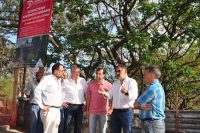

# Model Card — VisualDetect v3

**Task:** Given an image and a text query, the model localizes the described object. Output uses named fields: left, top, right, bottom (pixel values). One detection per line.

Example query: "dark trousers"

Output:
left=64, top=104, right=84, bottom=133
left=111, top=109, right=134, bottom=133
left=59, top=107, right=65, bottom=133
left=29, top=104, right=43, bottom=133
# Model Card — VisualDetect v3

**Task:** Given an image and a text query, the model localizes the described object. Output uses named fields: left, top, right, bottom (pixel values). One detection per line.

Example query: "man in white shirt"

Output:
left=34, top=63, right=64, bottom=133
left=99, top=64, right=138, bottom=133
left=62, top=65, right=87, bottom=133
left=25, top=69, right=44, bottom=133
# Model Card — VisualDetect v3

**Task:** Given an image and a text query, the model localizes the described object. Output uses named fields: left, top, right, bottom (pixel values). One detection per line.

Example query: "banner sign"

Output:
left=18, top=0, right=53, bottom=38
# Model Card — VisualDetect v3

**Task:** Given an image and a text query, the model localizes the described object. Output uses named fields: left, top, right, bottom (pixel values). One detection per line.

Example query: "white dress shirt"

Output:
left=25, top=80, right=39, bottom=104
left=34, top=75, right=62, bottom=109
left=107, top=76, right=138, bottom=109
left=62, top=77, right=87, bottom=104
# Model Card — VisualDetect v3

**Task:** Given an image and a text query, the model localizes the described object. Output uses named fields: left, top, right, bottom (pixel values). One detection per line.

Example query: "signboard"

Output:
left=15, top=0, right=53, bottom=65
left=18, top=0, right=53, bottom=38
left=15, top=35, right=48, bottom=65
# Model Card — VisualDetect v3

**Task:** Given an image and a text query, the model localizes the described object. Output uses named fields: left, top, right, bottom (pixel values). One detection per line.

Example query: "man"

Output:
left=59, top=71, right=68, bottom=133
left=134, top=65, right=165, bottom=133
left=25, top=70, right=44, bottom=133
left=86, top=68, right=112, bottom=133
left=62, top=65, right=87, bottom=133
left=34, top=63, right=64, bottom=133
left=98, top=64, right=138, bottom=133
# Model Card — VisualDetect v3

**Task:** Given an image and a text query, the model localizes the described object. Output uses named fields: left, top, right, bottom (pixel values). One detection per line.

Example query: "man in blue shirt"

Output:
left=134, top=65, right=165, bottom=133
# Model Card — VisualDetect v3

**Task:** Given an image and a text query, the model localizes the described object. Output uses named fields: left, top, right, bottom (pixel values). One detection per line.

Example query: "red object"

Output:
left=18, top=0, right=53, bottom=38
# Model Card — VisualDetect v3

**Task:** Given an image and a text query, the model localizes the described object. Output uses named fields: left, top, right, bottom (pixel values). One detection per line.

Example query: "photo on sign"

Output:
left=15, top=34, right=48, bottom=66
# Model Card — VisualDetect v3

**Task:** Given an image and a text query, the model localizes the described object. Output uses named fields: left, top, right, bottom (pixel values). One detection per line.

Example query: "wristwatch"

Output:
left=125, top=92, right=129, bottom=96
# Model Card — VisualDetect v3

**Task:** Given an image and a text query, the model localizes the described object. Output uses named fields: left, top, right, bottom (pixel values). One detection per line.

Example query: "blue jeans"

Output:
left=59, top=107, right=65, bottom=133
left=141, top=120, right=165, bottom=133
left=89, top=114, right=107, bottom=133
left=111, top=109, right=134, bottom=133
left=29, top=104, right=43, bottom=133
left=64, top=104, right=84, bottom=133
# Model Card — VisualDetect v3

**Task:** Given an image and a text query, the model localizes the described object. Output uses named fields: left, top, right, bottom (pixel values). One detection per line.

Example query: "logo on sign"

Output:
left=27, top=0, right=34, bottom=9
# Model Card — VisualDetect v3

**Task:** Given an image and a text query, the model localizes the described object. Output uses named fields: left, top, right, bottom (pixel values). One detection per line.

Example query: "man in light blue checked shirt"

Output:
left=134, top=65, right=165, bottom=133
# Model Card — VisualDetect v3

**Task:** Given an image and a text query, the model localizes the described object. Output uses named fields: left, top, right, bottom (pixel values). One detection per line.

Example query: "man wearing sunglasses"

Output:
left=98, top=64, right=138, bottom=133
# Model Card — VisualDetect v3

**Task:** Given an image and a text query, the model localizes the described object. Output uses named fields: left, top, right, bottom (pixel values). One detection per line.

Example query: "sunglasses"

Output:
left=115, top=70, right=121, bottom=73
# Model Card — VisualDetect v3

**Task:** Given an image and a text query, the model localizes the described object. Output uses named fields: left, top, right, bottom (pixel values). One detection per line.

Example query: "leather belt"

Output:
left=45, top=105, right=60, bottom=108
left=142, top=118, right=159, bottom=121
left=68, top=103, right=83, bottom=107
left=113, top=108, right=133, bottom=112
left=50, top=106, right=60, bottom=108
left=30, top=103, right=38, bottom=106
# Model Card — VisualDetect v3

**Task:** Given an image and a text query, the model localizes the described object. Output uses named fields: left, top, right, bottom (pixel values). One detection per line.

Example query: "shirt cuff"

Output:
left=127, top=91, right=133, bottom=100
left=101, top=92, right=109, bottom=100
left=38, top=103, right=44, bottom=110
left=137, top=99, right=144, bottom=107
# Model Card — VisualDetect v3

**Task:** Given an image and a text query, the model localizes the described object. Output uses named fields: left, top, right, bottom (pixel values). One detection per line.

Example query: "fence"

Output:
left=13, top=103, right=200, bottom=133
left=133, top=110, right=200, bottom=133
left=165, top=110, right=200, bottom=133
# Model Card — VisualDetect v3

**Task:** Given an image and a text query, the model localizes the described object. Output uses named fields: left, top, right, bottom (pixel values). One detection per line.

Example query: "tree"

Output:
left=0, top=35, right=15, bottom=77
left=0, top=0, right=19, bottom=34
left=0, top=0, right=200, bottom=109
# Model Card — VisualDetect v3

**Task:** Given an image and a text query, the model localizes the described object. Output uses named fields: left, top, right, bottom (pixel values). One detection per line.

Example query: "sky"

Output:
left=8, top=35, right=17, bottom=43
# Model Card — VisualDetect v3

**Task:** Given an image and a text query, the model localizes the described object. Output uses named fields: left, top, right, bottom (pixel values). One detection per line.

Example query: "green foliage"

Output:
left=50, top=0, right=200, bottom=109
left=0, top=76, right=14, bottom=110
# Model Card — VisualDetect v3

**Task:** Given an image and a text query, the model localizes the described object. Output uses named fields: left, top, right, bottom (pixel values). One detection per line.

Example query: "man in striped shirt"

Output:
left=134, top=65, right=165, bottom=133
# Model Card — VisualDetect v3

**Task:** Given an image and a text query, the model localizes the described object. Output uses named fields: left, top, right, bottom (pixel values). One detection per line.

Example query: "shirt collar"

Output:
left=70, top=77, right=80, bottom=83
left=119, top=76, right=129, bottom=84
left=124, top=76, right=129, bottom=81
left=51, top=74, right=60, bottom=80
left=150, top=79, right=159, bottom=85
left=95, top=79, right=105, bottom=85
left=122, top=76, right=129, bottom=82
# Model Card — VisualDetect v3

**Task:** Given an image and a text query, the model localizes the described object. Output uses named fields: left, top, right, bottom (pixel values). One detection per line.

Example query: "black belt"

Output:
left=30, top=103, right=38, bottom=106
left=45, top=105, right=60, bottom=108
left=113, top=108, right=133, bottom=112
left=50, top=106, right=60, bottom=108
left=142, top=118, right=159, bottom=121
left=68, top=103, right=83, bottom=107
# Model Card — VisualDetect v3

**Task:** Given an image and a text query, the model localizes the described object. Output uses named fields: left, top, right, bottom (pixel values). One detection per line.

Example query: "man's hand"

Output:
left=107, top=106, right=113, bottom=115
left=134, top=102, right=140, bottom=109
left=121, top=87, right=129, bottom=96
left=43, top=105, right=49, bottom=112
left=82, top=104, right=86, bottom=112
left=134, top=102, right=152, bottom=110
left=141, top=104, right=152, bottom=110
left=98, top=88, right=107, bottom=97
left=85, top=110, right=89, bottom=118
left=62, top=102, right=69, bottom=109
